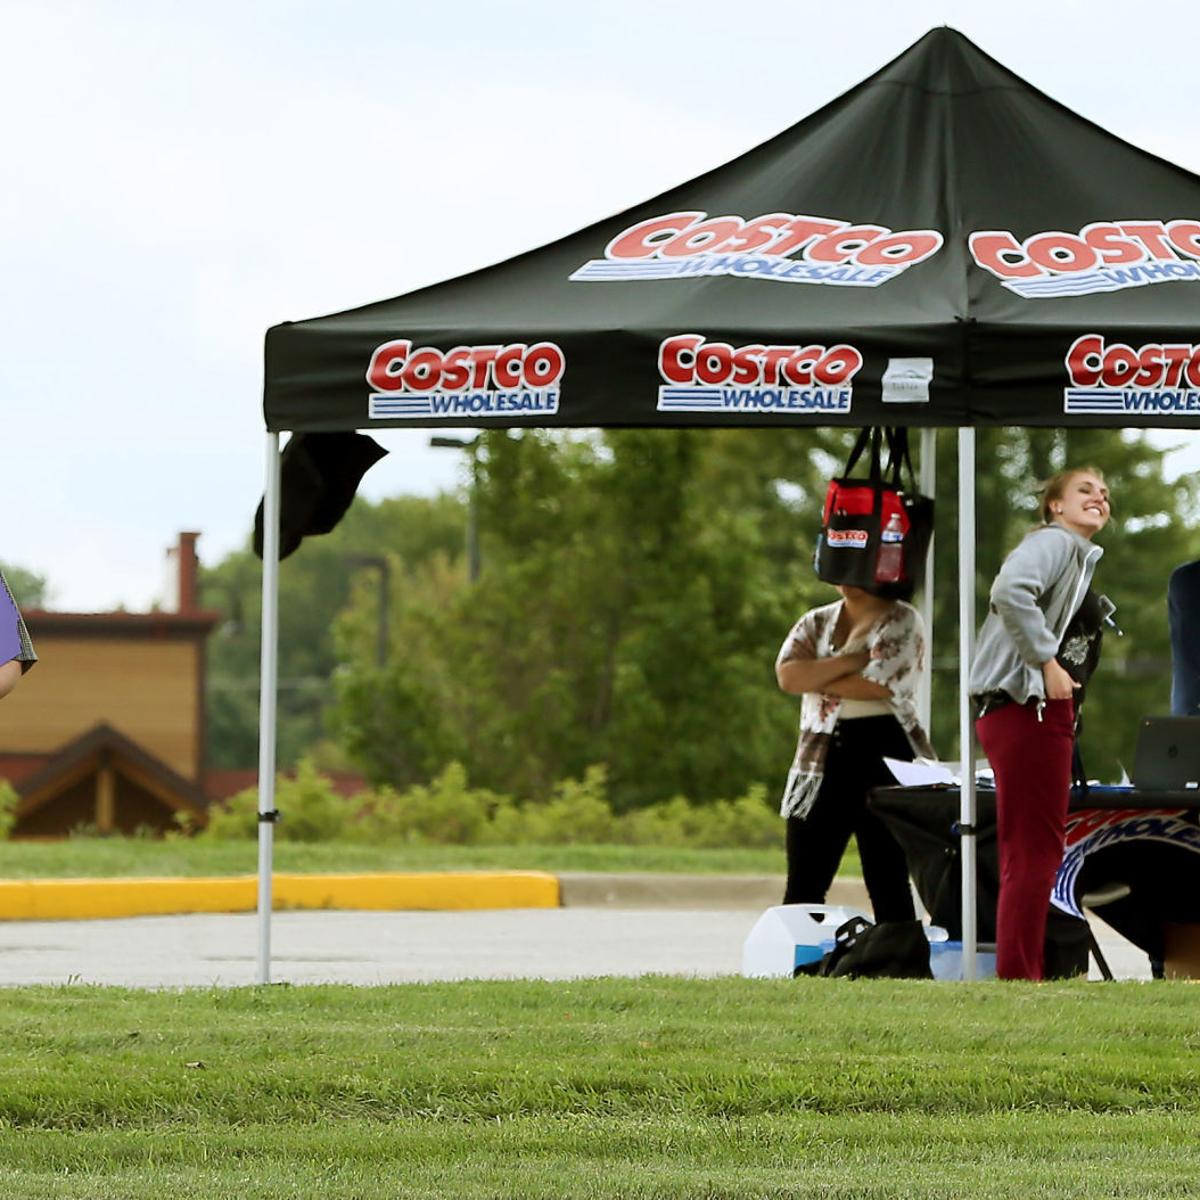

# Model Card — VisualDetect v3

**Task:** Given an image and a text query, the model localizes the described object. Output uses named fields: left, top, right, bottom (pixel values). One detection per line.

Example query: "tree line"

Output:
left=195, top=427, right=1198, bottom=803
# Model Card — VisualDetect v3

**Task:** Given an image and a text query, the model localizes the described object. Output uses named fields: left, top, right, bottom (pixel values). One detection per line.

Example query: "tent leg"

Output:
left=958, top=428, right=978, bottom=981
left=917, top=429, right=936, bottom=732
left=256, top=431, right=282, bottom=986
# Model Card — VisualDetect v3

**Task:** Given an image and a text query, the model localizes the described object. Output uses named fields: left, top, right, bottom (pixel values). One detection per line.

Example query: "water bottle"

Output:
left=876, top=511, right=905, bottom=584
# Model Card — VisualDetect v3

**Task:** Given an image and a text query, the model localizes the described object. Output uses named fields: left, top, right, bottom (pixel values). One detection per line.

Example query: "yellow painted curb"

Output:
left=273, top=872, right=560, bottom=913
left=0, top=871, right=560, bottom=921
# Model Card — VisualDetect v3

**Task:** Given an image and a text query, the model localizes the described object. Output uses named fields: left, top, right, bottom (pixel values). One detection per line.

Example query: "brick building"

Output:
left=0, top=534, right=218, bottom=836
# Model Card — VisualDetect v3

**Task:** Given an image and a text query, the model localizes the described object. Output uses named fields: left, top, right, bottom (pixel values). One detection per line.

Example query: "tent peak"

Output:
left=870, top=26, right=1023, bottom=97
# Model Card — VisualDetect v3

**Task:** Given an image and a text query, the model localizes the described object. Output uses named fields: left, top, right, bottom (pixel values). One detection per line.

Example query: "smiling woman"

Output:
left=969, top=467, right=1114, bottom=981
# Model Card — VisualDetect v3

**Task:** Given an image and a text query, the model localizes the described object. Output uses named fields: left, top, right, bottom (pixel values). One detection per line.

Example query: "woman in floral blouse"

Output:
left=775, top=583, right=933, bottom=920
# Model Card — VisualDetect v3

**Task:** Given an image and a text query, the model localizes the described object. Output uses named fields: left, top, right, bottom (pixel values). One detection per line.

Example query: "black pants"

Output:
left=784, top=715, right=916, bottom=922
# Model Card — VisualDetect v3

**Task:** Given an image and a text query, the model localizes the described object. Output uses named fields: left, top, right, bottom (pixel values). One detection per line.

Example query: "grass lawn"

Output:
left=0, top=976, right=1195, bottom=1198
left=0, top=839, right=863, bottom=880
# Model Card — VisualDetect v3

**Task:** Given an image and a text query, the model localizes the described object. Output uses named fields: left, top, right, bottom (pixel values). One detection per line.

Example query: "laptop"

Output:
left=1131, top=717, right=1200, bottom=791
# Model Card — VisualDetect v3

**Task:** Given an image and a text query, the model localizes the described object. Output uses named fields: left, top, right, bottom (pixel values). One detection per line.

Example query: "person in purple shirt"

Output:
left=0, top=569, right=37, bottom=698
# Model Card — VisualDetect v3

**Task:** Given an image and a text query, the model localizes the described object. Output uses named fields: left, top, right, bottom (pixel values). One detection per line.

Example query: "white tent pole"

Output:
left=917, top=428, right=936, bottom=732
left=957, top=428, right=978, bottom=981
left=256, top=430, right=282, bottom=985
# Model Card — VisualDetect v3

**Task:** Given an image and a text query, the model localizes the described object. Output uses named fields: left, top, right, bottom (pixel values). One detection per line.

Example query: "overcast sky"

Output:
left=4, top=0, right=1200, bottom=610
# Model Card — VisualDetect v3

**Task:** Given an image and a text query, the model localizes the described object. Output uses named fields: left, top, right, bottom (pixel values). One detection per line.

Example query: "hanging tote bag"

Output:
left=878, top=427, right=934, bottom=600
left=813, top=427, right=934, bottom=601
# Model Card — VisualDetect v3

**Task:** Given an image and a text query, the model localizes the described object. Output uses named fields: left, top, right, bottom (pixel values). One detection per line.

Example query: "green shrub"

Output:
left=275, top=759, right=361, bottom=843
left=202, top=787, right=259, bottom=841
left=615, top=786, right=777, bottom=849
left=202, top=759, right=358, bottom=843
left=622, top=795, right=690, bottom=846
left=473, top=770, right=777, bottom=850
left=666, top=785, right=773, bottom=849
left=0, top=780, right=20, bottom=839
left=195, top=758, right=779, bottom=850
left=482, top=798, right=526, bottom=845
left=359, top=763, right=499, bottom=845
left=511, top=766, right=615, bottom=845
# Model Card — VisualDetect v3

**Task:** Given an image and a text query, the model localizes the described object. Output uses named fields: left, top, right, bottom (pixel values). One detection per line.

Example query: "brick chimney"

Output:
left=167, top=532, right=202, bottom=614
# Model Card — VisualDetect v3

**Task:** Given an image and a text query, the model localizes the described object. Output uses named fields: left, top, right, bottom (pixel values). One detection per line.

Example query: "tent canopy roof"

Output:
left=264, top=28, right=1200, bottom=432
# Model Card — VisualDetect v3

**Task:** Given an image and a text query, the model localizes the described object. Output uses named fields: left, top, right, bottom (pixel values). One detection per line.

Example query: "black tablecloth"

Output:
left=869, top=785, right=1200, bottom=966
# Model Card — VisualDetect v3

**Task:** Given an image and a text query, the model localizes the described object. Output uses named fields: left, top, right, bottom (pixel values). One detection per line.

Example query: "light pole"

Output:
left=429, top=435, right=480, bottom=582
left=342, top=554, right=390, bottom=668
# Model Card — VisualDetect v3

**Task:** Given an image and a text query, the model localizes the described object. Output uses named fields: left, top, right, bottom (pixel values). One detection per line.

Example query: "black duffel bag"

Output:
left=794, top=915, right=933, bottom=980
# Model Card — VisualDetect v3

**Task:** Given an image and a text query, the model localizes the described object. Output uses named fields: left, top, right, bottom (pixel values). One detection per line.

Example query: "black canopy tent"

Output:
left=255, top=27, right=1200, bottom=982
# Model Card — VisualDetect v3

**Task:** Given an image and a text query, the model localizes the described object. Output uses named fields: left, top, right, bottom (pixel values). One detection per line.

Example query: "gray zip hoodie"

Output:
left=969, top=523, right=1106, bottom=705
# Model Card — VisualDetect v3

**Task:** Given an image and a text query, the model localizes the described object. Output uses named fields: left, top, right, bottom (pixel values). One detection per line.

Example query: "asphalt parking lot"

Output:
left=0, top=906, right=1152, bottom=987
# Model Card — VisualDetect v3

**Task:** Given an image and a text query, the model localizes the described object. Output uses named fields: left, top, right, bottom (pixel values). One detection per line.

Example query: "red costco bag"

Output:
left=814, top=427, right=933, bottom=601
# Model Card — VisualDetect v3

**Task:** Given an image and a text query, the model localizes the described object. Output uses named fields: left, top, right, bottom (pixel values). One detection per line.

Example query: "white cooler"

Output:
left=742, top=906, right=999, bottom=979
left=741, top=904, right=869, bottom=977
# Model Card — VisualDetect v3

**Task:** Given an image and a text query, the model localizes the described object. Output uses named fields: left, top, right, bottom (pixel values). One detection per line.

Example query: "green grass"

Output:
left=0, top=977, right=1196, bottom=1197
left=0, top=839, right=863, bottom=880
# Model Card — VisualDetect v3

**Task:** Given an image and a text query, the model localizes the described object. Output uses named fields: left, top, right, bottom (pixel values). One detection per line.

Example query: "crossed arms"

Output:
left=775, top=650, right=892, bottom=701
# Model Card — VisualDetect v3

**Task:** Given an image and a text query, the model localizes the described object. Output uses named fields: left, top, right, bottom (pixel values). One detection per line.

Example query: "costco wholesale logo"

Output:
left=1054, top=808, right=1200, bottom=917
left=366, top=340, right=564, bottom=419
left=657, top=335, right=863, bottom=414
left=572, top=211, right=944, bottom=287
left=826, top=529, right=869, bottom=549
left=971, top=220, right=1200, bottom=298
left=1064, top=335, right=1200, bottom=416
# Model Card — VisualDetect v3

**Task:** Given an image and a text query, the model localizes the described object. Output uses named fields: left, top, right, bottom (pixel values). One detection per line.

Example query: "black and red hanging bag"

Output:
left=813, top=427, right=934, bottom=601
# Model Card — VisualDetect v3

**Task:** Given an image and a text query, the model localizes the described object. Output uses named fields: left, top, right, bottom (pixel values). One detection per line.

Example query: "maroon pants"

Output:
left=975, top=698, right=1074, bottom=981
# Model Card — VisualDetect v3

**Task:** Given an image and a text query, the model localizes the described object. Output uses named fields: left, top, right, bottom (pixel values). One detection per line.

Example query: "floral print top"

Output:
left=776, top=599, right=933, bottom=819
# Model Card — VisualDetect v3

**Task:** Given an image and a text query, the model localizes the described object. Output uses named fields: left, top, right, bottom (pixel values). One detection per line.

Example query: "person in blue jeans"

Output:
left=1168, top=561, right=1200, bottom=716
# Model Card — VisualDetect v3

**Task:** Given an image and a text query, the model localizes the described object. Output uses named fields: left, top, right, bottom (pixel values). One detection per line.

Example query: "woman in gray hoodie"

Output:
left=970, top=467, right=1112, bottom=980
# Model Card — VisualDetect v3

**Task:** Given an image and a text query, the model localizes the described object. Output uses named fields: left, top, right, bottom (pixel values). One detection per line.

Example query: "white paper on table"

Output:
left=883, top=757, right=956, bottom=787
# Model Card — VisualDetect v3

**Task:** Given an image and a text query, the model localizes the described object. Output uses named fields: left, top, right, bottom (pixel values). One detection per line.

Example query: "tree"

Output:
left=201, top=493, right=466, bottom=769
left=329, top=426, right=1198, bottom=804
left=0, top=562, right=49, bottom=608
left=332, top=427, right=851, bottom=806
